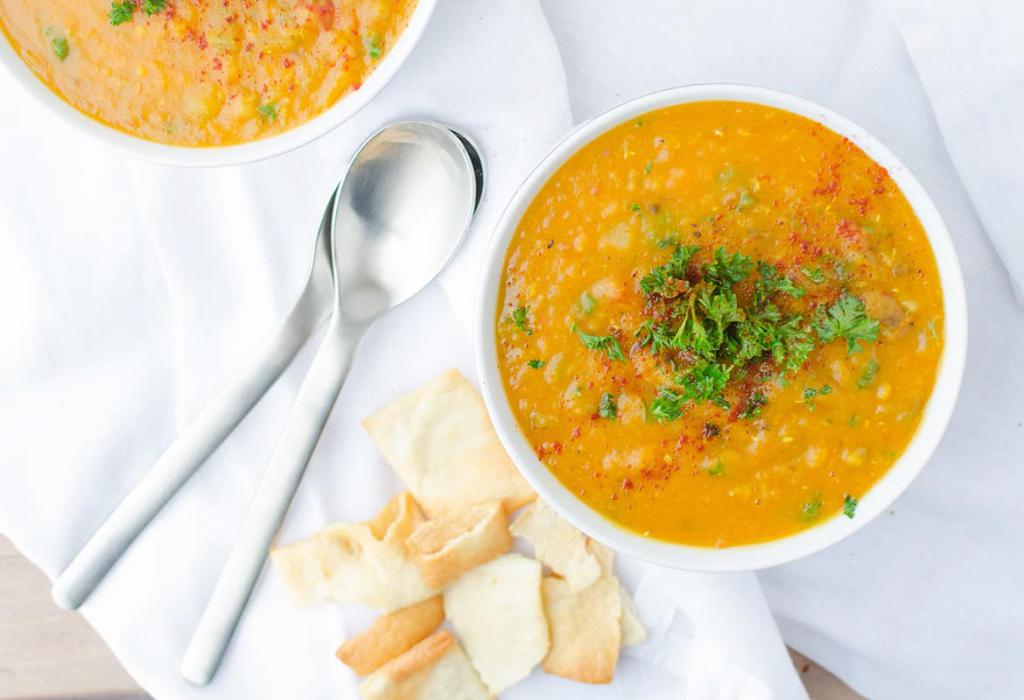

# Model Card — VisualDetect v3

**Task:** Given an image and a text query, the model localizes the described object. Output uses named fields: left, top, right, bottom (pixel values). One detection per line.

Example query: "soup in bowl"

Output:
left=477, top=85, right=966, bottom=571
left=0, top=0, right=434, bottom=165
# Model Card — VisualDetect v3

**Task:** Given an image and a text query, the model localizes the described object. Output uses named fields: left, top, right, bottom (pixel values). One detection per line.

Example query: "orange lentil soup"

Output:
left=496, top=101, right=944, bottom=547
left=0, top=0, right=415, bottom=146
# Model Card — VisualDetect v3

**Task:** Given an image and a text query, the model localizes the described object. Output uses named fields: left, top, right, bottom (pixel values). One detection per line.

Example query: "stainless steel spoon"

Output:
left=51, top=192, right=337, bottom=611
left=180, top=121, right=482, bottom=686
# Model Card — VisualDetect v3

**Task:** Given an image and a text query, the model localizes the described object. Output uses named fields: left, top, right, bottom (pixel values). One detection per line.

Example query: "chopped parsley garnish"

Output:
left=257, top=103, right=277, bottom=120
left=511, top=306, right=532, bottom=335
left=629, top=202, right=643, bottom=213
left=649, top=387, right=684, bottom=421
left=636, top=320, right=675, bottom=354
left=142, top=0, right=166, bottom=14
left=707, top=460, right=725, bottom=476
left=702, top=247, right=753, bottom=290
left=755, top=262, right=804, bottom=305
left=598, top=392, right=617, bottom=419
left=610, top=243, right=878, bottom=423
left=109, top=1, right=135, bottom=25
left=366, top=35, right=382, bottom=59
left=843, top=494, right=858, bottom=519
left=814, top=294, right=880, bottom=353
left=639, top=244, right=699, bottom=297
left=801, top=266, right=826, bottom=284
left=51, top=36, right=69, bottom=61
left=857, top=359, right=879, bottom=389
left=527, top=359, right=545, bottom=369
left=644, top=160, right=653, bottom=175
left=801, top=384, right=832, bottom=411
left=800, top=498, right=823, bottom=521
left=738, top=391, right=767, bottom=420
left=572, top=323, right=626, bottom=362
left=677, top=360, right=731, bottom=410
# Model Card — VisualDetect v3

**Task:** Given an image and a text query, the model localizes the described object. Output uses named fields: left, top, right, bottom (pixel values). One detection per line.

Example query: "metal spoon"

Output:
left=180, top=121, right=482, bottom=686
left=51, top=191, right=338, bottom=611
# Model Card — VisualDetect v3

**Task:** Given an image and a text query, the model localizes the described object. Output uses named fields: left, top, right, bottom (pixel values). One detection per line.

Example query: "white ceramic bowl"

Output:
left=0, top=0, right=436, bottom=167
left=477, top=84, right=968, bottom=572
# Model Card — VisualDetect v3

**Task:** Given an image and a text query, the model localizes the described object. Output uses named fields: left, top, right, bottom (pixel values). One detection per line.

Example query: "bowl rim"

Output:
left=0, top=0, right=437, bottom=168
left=475, top=83, right=968, bottom=572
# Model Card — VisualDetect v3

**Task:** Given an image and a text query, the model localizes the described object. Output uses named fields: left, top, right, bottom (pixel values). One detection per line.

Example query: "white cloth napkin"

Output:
left=0, top=0, right=804, bottom=698
left=538, top=1, right=1024, bottom=699
left=885, top=0, right=1024, bottom=303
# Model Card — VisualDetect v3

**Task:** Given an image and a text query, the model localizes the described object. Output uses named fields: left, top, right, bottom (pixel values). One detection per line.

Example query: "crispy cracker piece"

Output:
left=362, top=370, right=535, bottom=517
left=270, top=493, right=437, bottom=612
left=587, top=538, right=615, bottom=576
left=406, top=500, right=512, bottom=588
left=618, top=582, right=648, bottom=647
left=358, top=630, right=491, bottom=700
left=584, top=538, right=647, bottom=646
left=443, top=553, right=549, bottom=694
left=510, top=500, right=601, bottom=592
left=337, top=596, right=445, bottom=676
left=541, top=576, right=622, bottom=684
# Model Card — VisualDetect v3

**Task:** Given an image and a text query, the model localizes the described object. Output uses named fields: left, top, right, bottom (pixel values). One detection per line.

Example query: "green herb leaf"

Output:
left=703, top=246, right=753, bottom=290
left=366, top=34, right=382, bottom=59
left=755, top=262, right=805, bottom=305
left=644, top=160, right=653, bottom=175
left=708, top=460, right=725, bottom=476
left=640, top=244, right=700, bottom=297
left=50, top=36, right=69, bottom=61
left=801, top=384, right=831, bottom=410
left=572, top=323, right=626, bottom=362
left=142, top=0, right=165, bottom=15
left=257, top=103, right=277, bottom=120
left=649, top=386, right=685, bottom=421
left=800, top=498, right=823, bottom=521
left=801, top=266, right=826, bottom=284
left=109, top=1, right=135, bottom=25
left=511, top=306, right=532, bottom=335
left=858, top=359, right=879, bottom=389
left=636, top=320, right=675, bottom=354
left=598, top=392, right=617, bottom=419
left=814, top=294, right=880, bottom=353
left=527, top=359, right=545, bottom=369
left=678, top=361, right=731, bottom=409
left=843, top=494, right=858, bottom=519
left=738, top=391, right=767, bottom=420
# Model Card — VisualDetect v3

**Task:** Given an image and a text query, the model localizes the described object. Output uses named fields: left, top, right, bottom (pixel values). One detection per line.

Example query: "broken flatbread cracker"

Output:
left=337, top=596, right=444, bottom=676
left=584, top=538, right=646, bottom=646
left=443, top=553, right=549, bottom=694
left=270, top=493, right=436, bottom=612
left=618, top=582, right=647, bottom=647
left=510, top=500, right=601, bottom=592
left=363, top=370, right=535, bottom=517
left=586, top=538, right=615, bottom=576
left=358, top=630, right=491, bottom=700
left=541, top=576, right=622, bottom=684
left=406, top=500, right=512, bottom=588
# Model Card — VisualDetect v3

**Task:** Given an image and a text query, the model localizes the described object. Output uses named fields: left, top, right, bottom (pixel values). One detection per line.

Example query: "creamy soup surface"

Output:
left=0, top=0, right=416, bottom=146
left=496, top=101, right=944, bottom=547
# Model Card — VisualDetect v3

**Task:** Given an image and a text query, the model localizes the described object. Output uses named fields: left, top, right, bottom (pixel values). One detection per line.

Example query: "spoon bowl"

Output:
left=332, top=122, right=480, bottom=321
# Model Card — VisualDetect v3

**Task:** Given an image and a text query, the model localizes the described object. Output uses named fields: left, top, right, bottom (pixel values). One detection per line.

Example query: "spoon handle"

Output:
left=181, top=316, right=364, bottom=686
left=50, top=281, right=330, bottom=611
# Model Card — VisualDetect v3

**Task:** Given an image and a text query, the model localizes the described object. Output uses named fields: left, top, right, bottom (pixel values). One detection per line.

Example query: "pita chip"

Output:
left=362, top=370, right=535, bottom=517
